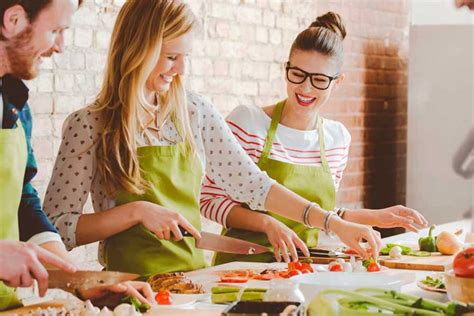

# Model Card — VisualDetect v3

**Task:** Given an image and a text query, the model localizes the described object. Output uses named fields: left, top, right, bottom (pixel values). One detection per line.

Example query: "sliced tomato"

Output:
left=277, top=271, right=291, bottom=279
left=300, top=268, right=312, bottom=274
left=367, top=262, right=381, bottom=272
left=300, top=263, right=314, bottom=273
left=155, top=290, right=172, bottom=305
left=288, top=261, right=303, bottom=271
left=220, top=276, right=249, bottom=283
left=287, top=269, right=302, bottom=277
left=329, top=263, right=344, bottom=272
left=252, top=274, right=274, bottom=281
left=344, top=248, right=359, bottom=255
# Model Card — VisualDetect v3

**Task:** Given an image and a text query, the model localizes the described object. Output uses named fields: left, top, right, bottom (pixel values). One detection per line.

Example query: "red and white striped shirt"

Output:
left=200, top=105, right=351, bottom=227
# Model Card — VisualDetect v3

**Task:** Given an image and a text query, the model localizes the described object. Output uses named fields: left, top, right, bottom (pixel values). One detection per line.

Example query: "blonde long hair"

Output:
left=90, top=0, right=196, bottom=196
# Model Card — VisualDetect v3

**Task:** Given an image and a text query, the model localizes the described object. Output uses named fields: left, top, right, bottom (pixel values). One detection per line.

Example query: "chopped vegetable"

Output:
left=122, top=296, right=151, bottom=313
left=389, top=245, right=402, bottom=259
left=421, top=276, right=445, bottom=289
left=220, top=276, right=249, bottom=283
left=329, top=263, right=344, bottom=272
left=366, top=262, right=381, bottom=272
left=211, top=286, right=267, bottom=304
left=155, top=290, right=172, bottom=305
left=308, top=287, right=474, bottom=315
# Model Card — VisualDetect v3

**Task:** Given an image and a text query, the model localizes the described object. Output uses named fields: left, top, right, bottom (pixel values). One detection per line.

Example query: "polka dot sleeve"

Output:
left=194, top=95, right=275, bottom=211
left=43, top=109, right=98, bottom=250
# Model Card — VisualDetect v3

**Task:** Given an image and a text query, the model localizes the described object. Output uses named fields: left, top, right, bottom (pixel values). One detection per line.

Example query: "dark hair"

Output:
left=1, top=0, right=83, bottom=26
left=290, top=12, right=346, bottom=70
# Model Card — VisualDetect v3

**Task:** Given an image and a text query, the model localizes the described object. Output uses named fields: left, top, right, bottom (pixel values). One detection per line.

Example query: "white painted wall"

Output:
left=407, top=1, right=473, bottom=225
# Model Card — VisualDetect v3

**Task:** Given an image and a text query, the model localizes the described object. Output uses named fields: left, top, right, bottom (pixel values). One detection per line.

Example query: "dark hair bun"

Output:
left=310, top=12, right=346, bottom=40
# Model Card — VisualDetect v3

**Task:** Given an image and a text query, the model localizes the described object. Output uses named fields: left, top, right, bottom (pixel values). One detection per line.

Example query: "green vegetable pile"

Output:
left=308, top=288, right=473, bottom=315
left=121, top=296, right=151, bottom=313
left=211, top=286, right=266, bottom=304
left=421, top=276, right=445, bottom=290
left=380, top=243, right=431, bottom=257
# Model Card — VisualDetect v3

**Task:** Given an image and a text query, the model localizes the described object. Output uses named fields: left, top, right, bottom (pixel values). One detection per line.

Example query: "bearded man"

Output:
left=0, top=1, right=153, bottom=310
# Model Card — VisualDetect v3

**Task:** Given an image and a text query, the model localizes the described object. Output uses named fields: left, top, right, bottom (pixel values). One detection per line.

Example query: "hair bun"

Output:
left=310, top=12, right=346, bottom=39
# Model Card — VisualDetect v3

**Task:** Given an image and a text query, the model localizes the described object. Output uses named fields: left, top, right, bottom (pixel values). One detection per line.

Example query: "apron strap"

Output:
left=317, top=116, right=330, bottom=172
left=259, top=100, right=285, bottom=162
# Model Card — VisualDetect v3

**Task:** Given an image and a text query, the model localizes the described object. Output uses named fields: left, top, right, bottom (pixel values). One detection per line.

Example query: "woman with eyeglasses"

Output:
left=43, top=2, right=391, bottom=276
left=201, top=12, right=428, bottom=265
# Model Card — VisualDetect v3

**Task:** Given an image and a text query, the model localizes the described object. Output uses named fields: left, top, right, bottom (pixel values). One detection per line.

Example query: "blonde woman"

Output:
left=201, top=12, right=428, bottom=265
left=44, top=0, right=383, bottom=276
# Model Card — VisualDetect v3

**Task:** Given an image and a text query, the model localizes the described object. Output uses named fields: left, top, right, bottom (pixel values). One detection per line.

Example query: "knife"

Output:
left=297, top=248, right=350, bottom=258
left=47, top=269, right=140, bottom=294
left=180, top=228, right=270, bottom=255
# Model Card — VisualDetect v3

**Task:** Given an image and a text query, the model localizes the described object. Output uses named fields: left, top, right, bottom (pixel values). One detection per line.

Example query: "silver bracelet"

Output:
left=333, top=207, right=347, bottom=219
left=303, top=202, right=317, bottom=227
left=323, top=211, right=336, bottom=233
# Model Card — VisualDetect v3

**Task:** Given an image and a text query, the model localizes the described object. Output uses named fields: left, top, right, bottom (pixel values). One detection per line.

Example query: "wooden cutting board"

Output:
left=0, top=300, right=69, bottom=315
left=379, top=253, right=454, bottom=271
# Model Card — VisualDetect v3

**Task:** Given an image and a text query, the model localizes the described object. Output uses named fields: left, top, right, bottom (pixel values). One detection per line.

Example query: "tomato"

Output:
left=220, top=276, right=249, bottom=283
left=344, top=248, right=359, bottom=255
left=300, top=263, right=314, bottom=273
left=155, top=290, right=172, bottom=305
left=252, top=274, right=274, bottom=281
left=453, top=247, right=474, bottom=278
left=329, top=263, right=344, bottom=272
left=288, top=261, right=303, bottom=271
left=300, top=268, right=312, bottom=274
left=287, top=269, right=302, bottom=277
left=277, top=271, right=291, bottom=279
left=367, top=262, right=381, bottom=272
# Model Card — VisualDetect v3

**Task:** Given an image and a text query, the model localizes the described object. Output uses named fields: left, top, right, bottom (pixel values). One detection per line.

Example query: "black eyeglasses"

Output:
left=285, top=62, right=339, bottom=90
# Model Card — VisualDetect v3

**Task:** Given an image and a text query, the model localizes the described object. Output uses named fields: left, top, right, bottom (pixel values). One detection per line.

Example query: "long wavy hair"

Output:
left=90, top=0, right=196, bottom=196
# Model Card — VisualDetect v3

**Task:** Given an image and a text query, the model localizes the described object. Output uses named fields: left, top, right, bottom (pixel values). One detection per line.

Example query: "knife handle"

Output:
left=179, top=226, right=193, bottom=237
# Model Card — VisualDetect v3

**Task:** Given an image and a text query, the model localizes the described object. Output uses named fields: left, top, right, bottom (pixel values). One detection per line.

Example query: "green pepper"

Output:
left=418, top=225, right=437, bottom=252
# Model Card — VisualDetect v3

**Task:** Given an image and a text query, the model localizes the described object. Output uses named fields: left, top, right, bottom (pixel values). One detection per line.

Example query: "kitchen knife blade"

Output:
left=180, top=228, right=269, bottom=255
left=47, top=269, right=140, bottom=294
left=297, top=248, right=350, bottom=258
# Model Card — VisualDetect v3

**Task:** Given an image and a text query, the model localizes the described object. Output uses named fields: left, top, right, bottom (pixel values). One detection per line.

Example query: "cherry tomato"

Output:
left=329, top=263, right=344, bottom=272
left=300, top=268, right=312, bottom=274
left=287, top=269, right=302, bottom=277
left=367, top=262, right=381, bottom=272
left=220, top=276, right=249, bottom=283
left=453, top=247, right=474, bottom=278
left=155, top=290, right=172, bottom=305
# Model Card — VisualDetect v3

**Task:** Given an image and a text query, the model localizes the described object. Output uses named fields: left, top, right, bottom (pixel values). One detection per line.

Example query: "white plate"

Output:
left=315, top=265, right=389, bottom=273
left=153, top=294, right=197, bottom=309
left=291, top=272, right=402, bottom=303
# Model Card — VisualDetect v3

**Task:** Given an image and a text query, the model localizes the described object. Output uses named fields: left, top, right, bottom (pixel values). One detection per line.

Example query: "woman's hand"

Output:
left=263, top=216, right=310, bottom=262
left=330, top=217, right=382, bottom=259
left=357, top=205, right=428, bottom=232
left=138, top=201, right=201, bottom=241
left=78, top=281, right=154, bottom=308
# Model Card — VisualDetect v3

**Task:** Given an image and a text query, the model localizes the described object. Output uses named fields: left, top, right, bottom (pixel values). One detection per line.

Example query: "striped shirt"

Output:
left=200, top=104, right=351, bottom=228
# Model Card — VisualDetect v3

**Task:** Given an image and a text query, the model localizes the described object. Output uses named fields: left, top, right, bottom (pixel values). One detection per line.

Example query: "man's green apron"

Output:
left=104, top=140, right=207, bottom=277
left=214, top=100, right=336, bottom=264
left=0, top=119, right=27, bottom=310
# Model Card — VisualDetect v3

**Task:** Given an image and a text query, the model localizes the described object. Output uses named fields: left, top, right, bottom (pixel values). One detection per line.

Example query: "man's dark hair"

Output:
left=1, top=0, right=83, bottom=26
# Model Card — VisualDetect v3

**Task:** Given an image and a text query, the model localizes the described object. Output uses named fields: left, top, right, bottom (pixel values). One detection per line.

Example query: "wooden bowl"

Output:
left=445, top=270, right=474, bottom=304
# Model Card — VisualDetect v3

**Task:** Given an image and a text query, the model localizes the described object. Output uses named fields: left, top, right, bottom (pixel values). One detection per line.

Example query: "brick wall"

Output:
left=26, top=0, right=410, bottom=268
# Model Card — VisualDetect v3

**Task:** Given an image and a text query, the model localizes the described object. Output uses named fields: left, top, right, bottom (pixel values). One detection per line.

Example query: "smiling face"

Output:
left=3, top=0, right=77, bottom=79
left=146, top=32, right=193, bottom=94
left=285, top=49, right=343, bottom=117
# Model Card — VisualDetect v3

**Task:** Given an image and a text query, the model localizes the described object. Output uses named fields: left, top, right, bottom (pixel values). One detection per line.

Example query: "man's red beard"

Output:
left=5, top=26, right=40, bottom=80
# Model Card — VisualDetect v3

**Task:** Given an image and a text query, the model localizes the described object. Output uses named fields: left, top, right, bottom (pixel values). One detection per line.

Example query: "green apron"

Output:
left=0, top=119, right=27, bottom=310
left=104, top=141, right=207, bottom=277
left=214, top=100, right=336, bottom=264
